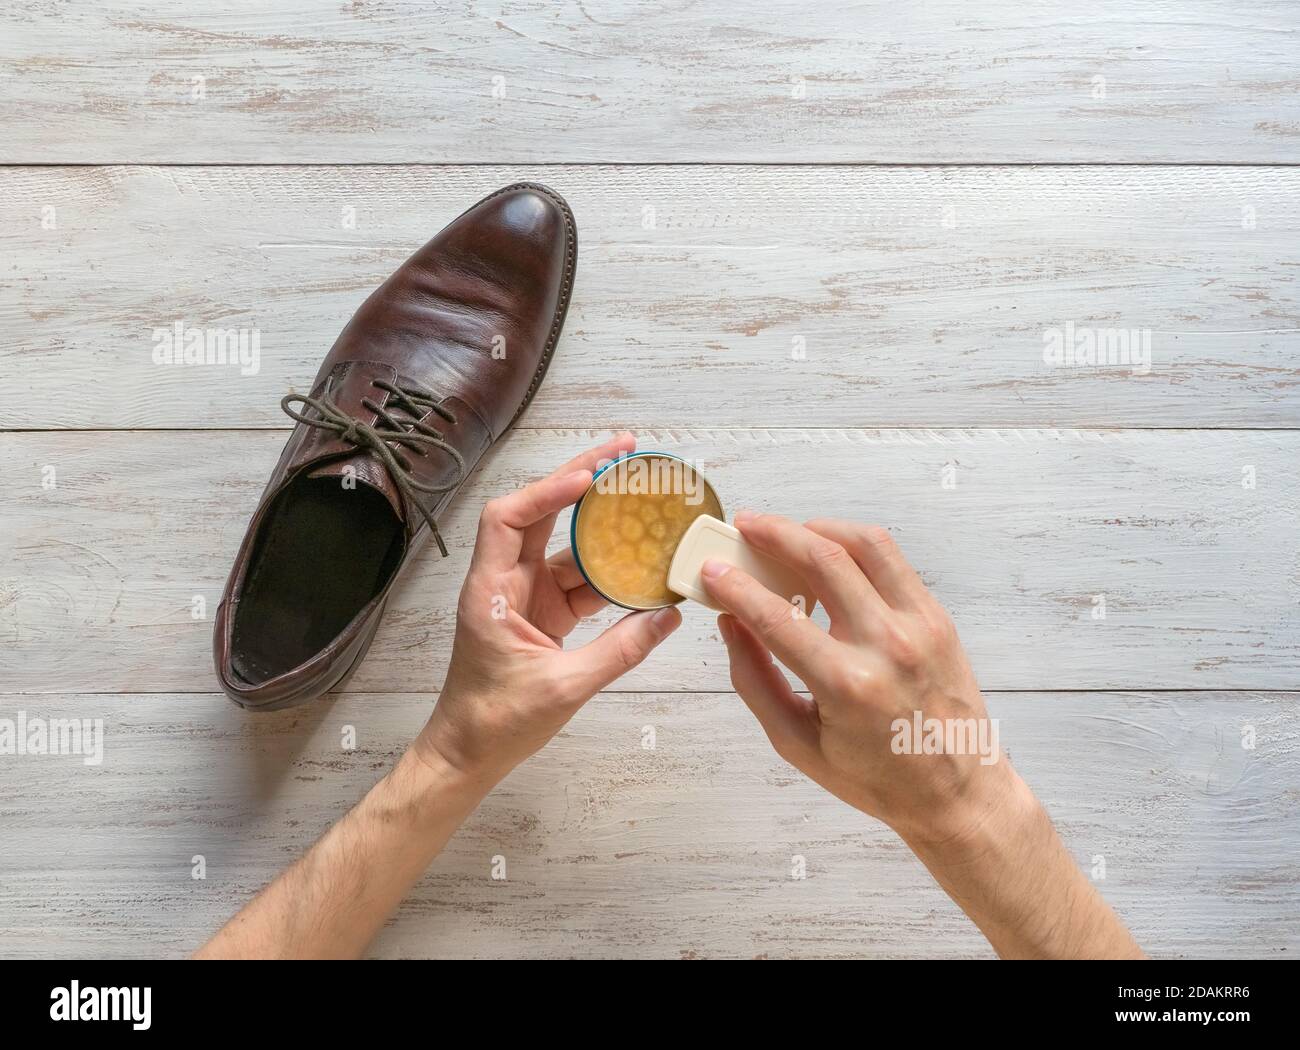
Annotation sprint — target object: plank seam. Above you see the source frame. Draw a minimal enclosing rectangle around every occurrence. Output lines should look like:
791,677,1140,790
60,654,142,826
2,688,1296,698
3,161,1300,169
4,426,1299,435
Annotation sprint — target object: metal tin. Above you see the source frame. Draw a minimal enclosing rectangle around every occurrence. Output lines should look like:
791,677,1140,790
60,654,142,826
569,451,725,610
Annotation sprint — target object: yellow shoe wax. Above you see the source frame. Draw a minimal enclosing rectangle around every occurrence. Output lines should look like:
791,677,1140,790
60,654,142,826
572,453,723,609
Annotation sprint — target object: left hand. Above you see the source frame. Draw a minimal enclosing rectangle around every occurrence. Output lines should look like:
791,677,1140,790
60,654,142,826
416,434,683,782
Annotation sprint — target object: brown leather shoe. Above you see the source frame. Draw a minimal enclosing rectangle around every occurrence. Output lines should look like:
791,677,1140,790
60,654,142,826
214,183,576,710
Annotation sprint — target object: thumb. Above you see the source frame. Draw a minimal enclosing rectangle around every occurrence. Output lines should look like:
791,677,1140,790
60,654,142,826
562,606,682,696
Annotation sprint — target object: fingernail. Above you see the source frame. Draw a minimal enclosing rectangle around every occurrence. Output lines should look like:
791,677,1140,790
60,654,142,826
701,558,731,580
651,606,681,632
717,615,733,643
733,509,757,524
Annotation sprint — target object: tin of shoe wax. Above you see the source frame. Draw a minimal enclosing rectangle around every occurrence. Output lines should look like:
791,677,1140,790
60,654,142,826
570,452,724,610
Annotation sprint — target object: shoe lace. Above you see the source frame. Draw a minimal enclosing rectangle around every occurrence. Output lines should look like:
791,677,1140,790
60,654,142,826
281,378,467,556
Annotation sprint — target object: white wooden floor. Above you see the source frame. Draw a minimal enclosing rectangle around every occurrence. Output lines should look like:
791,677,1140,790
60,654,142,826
1,2,1297,959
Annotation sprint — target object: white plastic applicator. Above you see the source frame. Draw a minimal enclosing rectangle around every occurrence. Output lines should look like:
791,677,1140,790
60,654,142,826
667,515,814,612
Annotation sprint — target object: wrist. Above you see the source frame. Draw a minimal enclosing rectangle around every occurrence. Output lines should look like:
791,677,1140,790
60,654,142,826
394,731,497,826
411,701,513,796
896,762,1041,865
894,763,1140,959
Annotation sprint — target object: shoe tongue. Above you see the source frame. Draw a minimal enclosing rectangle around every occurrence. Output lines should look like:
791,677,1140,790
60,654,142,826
308,454,407,522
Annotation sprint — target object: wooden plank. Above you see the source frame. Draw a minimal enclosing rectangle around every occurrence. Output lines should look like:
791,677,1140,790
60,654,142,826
2,2,1298,163
0,691,1293,958
3,428,1296,693
2,165,1298,430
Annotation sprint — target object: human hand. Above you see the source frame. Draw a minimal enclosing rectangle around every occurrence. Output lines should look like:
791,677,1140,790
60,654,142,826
704,513,1016,849
416,434,682,783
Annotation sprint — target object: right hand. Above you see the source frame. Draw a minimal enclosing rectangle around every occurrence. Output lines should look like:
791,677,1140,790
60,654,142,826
703,512,1019,849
